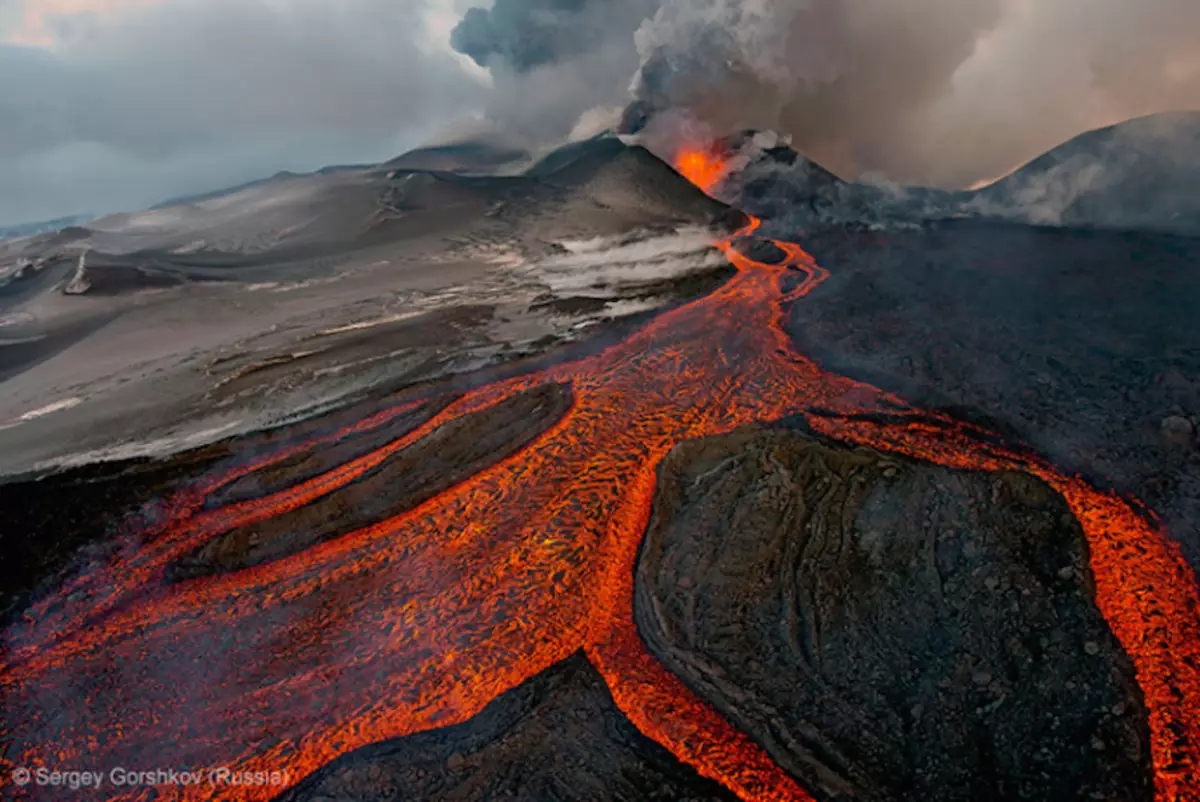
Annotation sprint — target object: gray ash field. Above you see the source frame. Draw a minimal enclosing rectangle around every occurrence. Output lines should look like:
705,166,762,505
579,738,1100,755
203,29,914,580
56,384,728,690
1,116,1199,802
0,135,733,477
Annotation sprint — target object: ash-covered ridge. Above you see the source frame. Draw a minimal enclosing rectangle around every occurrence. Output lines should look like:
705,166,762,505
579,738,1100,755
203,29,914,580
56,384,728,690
0,133,737,478
967,111,1200,235
688,111,1200,237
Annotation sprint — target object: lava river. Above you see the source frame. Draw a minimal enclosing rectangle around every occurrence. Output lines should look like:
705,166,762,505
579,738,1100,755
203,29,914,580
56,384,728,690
2,161,1199,801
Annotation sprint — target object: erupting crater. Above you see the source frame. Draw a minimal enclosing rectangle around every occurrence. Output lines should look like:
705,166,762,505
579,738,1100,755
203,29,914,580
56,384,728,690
1,148,1198,802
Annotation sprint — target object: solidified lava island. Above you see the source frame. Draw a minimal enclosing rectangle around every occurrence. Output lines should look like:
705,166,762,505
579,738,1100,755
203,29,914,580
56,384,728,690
2,130,1200,802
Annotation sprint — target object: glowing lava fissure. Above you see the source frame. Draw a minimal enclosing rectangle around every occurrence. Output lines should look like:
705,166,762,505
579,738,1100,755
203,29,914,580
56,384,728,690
675,146,734,195
2,202,1199,800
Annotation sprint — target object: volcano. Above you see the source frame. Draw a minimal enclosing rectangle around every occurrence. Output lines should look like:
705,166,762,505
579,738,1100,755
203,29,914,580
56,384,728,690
967,111,1200,235
667,111,1200,238
1,125,1199,802
0,134,733,479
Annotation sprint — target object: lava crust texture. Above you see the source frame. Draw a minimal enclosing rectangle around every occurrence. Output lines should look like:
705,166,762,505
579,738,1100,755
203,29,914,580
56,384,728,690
277,653,738,802
170,383,571,579
635,424,1154,802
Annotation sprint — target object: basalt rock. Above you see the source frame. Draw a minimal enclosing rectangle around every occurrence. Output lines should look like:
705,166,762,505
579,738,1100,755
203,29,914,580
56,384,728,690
169,382,572,579
635,425,1153,802
276,652,737,802
202,395,460,509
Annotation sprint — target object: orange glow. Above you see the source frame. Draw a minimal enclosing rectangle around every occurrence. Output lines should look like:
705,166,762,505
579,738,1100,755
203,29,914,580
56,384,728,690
1,207,1198,802
4,0,161,46
675,146,732,194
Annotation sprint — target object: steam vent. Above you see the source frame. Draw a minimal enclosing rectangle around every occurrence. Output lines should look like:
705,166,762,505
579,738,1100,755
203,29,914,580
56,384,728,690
3,19,1200,799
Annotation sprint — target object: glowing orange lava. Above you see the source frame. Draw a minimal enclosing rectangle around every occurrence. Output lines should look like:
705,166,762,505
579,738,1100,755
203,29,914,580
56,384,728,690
675,146,732,194
2,202,1198,799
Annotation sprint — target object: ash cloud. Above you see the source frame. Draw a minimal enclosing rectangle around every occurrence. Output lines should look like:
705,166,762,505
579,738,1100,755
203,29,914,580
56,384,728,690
449,0,657,144
5,0,1196,225
629,0,1007,185
449,0,656,73
454,0,1200,189
451,0,596,72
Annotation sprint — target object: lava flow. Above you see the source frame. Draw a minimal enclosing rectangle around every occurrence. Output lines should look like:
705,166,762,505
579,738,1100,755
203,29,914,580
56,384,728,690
675,144,735,193
2,151,1199,802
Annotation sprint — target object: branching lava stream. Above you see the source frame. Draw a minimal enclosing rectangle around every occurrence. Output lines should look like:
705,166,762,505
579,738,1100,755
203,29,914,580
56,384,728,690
2,152,1198,801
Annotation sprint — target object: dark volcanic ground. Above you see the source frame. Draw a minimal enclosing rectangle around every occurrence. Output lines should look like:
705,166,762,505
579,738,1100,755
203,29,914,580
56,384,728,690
276,653,738,802
2,131,1198,802
793,219,1200,570
169,382,571,580
636,424,1151,802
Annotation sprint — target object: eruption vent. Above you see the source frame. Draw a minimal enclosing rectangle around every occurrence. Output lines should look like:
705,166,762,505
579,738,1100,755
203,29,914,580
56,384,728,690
674,146,732,193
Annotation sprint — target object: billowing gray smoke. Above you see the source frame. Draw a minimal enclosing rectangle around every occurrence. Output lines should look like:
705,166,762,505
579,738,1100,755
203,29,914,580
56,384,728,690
453,0,607,72
449,0,658,144
453,0,1200,189
629,0,1006,185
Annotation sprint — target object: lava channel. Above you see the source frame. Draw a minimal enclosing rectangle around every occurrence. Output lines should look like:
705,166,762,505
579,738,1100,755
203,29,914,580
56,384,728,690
1,153,1198,802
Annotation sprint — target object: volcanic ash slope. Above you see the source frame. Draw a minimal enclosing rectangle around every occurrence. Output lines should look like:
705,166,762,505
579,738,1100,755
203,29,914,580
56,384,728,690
0,135,736,478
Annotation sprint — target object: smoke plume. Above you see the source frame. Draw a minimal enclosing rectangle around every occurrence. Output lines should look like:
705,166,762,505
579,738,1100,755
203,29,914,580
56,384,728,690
450,0,657,144
453,0,1200,188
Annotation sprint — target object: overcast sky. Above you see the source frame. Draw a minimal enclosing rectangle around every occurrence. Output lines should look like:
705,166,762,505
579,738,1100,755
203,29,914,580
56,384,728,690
2,0,1198,225
0,0,489,225
627,0,1200,187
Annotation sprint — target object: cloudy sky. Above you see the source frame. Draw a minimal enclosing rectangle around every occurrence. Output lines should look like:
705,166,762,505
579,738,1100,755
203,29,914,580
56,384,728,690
0,0,490,225
2,0,1198,225
628,0,1200,187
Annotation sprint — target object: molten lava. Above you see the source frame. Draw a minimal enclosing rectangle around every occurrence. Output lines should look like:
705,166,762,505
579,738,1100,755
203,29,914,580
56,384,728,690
675,146,732,194
2,169,1199,801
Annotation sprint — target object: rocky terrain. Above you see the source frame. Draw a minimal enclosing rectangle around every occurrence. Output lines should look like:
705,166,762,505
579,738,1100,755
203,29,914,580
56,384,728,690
795,219,1200,569
277,654,737,802
716,111,1200,237
0,135,735,478
635,424,1151,801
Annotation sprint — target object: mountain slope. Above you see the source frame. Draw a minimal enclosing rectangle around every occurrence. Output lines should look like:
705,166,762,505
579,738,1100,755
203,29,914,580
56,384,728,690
967,111,1200,234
